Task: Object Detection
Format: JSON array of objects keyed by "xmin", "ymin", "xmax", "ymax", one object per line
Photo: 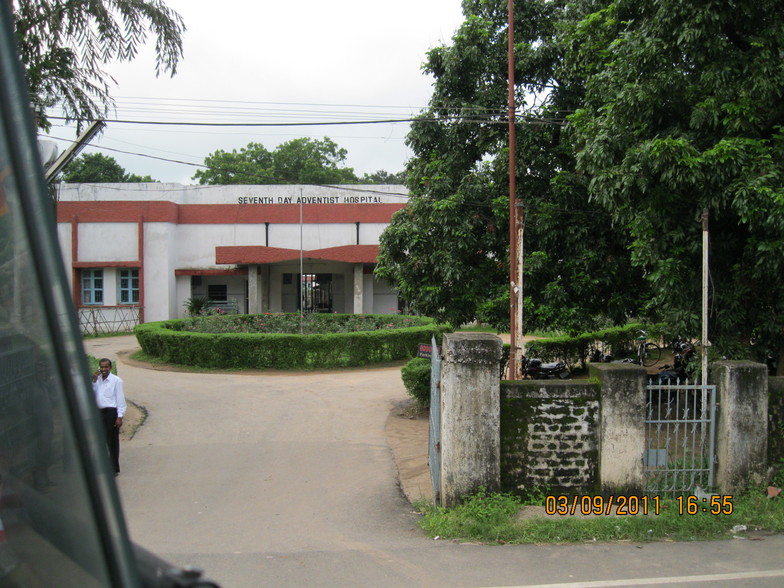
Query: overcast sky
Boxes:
[{"xmin": 46, "ymin": 0, "xmax": 465, "ymax": 184}]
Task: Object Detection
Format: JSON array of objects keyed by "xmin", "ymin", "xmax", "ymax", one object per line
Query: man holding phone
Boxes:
[{"xmin": 92, "ymin": 358, "xmax": 126, "ymax": 476}]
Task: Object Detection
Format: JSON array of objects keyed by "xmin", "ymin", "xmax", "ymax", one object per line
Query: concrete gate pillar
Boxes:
[
  {"xmin": 440, "ymin": 332, "xmax": 502, "ymax": 507},
  {"xmin": 711, "ymin": 361, "xmax": 768, "ymax": 494},
  {"xmin": 590, "ymin": 363, "xmax": 647, "ymax": 495}
]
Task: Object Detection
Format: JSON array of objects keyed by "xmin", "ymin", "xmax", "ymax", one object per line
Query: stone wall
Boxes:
[
  {"xmin": 500, "ymin": 381, "xmax": 599, "ymax": 494},
  {"xmin": 440, "ymin": 346, "xmax": 772, "ymax": 502}
]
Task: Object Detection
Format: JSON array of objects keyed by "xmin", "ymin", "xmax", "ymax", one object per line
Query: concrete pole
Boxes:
[
  {"xmin": 248, "ymin": 264, "xmax": 260, "ymax": 314},
  {"xmin": 440, "ymin": 332, "xmax": 503, "ymax": 507},
  {"xmin": 353, "ymin": 264, "xmax": 363, "ymax": 314}
]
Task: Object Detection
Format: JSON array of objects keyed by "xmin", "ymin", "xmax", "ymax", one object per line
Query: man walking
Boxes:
[{"xmin": 92, "ymin": 358, "xmax": 126, "ymax": 476}]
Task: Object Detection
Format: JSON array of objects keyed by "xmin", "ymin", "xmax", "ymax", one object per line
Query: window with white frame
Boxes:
[
  {"xmin": 118, "ymin": 268, "xmax": 139, "ymax": 304},
  {"xmin": 81, "ymin": 269, "xmax": 103, "ymax": 305}
]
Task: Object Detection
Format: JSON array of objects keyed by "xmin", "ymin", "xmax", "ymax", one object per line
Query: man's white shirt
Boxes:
[{"xmin": 93, "ymin": 372, "xmax": 127, "ymax": 418}]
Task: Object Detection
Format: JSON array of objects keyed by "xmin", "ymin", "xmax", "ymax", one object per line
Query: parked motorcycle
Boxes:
[
  {"xmin": 521, "ymin": 357, "xmax": 571, "ymax": 379},
  {"xmin": 588, "ymin": 347, "xmax": 614, "ymax": 363},
  {"xmin": 649, "ymin": 337, "xmax": 695, "ymax": 384}
]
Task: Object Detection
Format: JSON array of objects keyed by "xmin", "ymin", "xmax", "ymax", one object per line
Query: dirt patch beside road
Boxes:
[
  {"xmin": 120, "ymin": 401, "xmax": 146, "ymax": 442},
  {"xmin": 385, "ymin": 398, "xmax": 432, "ymax": 505}
]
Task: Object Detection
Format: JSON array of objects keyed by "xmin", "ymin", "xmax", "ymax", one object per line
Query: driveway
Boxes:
[{"xmin": 85, "ymin": 335, "xmax": 784, "ymax": 588}]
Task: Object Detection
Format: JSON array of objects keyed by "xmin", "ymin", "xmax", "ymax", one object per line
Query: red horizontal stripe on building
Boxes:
[{"xmin": 174, "ymin": 268, "xmax": 248, "ymax": 276}]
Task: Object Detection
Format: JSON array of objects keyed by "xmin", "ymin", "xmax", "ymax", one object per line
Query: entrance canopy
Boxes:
[{"xmin": 216, "ymin": 244, "xmax": 380, "ymax": 265}]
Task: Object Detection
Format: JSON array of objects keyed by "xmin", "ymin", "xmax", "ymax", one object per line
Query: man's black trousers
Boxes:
[{"xmin": 100, "ymin": 407, "xmax": 120, "ymax": 474}]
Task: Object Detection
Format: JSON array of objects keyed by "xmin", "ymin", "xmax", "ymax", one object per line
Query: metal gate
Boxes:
[
  {"xmin": 428, "ymin": 335, "xmax": 442, "ymax": 509},
  {"xmin": 644, "ymin": 382, "xmax": 717, "ymax": 495}
]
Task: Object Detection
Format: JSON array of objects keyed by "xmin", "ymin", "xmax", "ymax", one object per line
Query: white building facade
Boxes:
[{"xmin": 55, "ymin": 183, "xmax": 408, "ymax": 333}]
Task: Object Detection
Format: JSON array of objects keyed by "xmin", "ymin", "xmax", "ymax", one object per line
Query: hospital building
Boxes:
[{"xmin": 55, "ymin": 183, "xmax": 408, "ymax": 333}]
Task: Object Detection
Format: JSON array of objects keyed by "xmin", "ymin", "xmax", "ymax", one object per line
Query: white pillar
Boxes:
[
  {"xmin": 353, "ymin": 264, "xmax": 363, "ymax": 314},
  {"xmin": 248, "ymin": 264, "xmax": 261, "ymax": 314}
]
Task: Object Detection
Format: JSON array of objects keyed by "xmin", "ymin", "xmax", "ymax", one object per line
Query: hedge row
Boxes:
[
  {"xmin": 524, "ymin": 322, "xmax": 669, "ymax": 368},
  {"xmin": 134, "ymin": 315, "xmax": 445, "ymax": 370}
]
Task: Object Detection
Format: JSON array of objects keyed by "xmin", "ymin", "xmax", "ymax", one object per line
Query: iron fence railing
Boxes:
[{"xmin": 78, "ymin": 306, "xmax": 142, "ymax": 336}]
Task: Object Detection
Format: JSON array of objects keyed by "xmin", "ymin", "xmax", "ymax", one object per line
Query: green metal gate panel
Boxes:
[{"xmin": 644, "ymin": 382, "xmax": 717, "ymax": 495}]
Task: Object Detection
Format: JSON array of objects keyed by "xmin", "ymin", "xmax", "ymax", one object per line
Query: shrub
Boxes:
[
  {"xmin": 524, "ymin": 322, "xmax": 668, "ymax": 368},
  {"xmin": 183, "ymin": 296, "xmax": 209, "ymax": 316},
  {"xmin": 401, "ymin": 357, "xmax": 431, "ymax": 407},
  {"xmin": 134, "ymin": 314, "xmax": 446, "ymax": 370}
]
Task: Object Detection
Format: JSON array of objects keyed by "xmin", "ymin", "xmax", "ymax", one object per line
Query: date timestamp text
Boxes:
[
  {"xmin": 544, "ymin": 494, "xmax": 735, "ymax": 516},
  {"xmin": 545, "ymin": 495, "xmax": 660, "ymax": 516}
]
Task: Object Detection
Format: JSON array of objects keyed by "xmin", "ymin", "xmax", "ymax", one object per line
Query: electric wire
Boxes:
[{"xmin": 47, "ymin": 96, "xmax": 572, "ymax": 205}]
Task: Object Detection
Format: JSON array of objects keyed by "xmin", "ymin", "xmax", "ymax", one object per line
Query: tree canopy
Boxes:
[
  {"xmin": 361, "ymin": 169, "xmax": 406, "ymax": 184},
  {"xmin": 193, "ymin": 137, "xmax": 402, "ymax": 186},
  {"xmin": 377, "ymin": 0, "xmax": 645, "ymax": 333},
  {"xmin": 565, "ymin": 0, "xmax": 784, "ymax": 360},
  {"xmin": 13, "ymin": 0, "xmax": 185, "ymax": 129},
  {"xmin": 378, "ymin": 0, "xmax": 783, "ymax": 363},
  {"xmin": 61, "ymin": 153, "xmax": 156, "ymax": 183}
]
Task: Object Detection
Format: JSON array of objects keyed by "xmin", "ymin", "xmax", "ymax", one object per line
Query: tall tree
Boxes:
[
  {"xmin": 13, "ymin": 0, "xmax": 185, "ymax": 130},
  {"xmin": 377, "ymin": 0, "xmax": 645, "ymax": 332},
  {"xmin": 565, "ymin": 0, "xmax": 784, "ymax": 362},
  {"xmin": 193, "ymin": 137, "xmax": 359, "ymax": 185},
  {"xmin": 192, "ymin": 143, "xmax": 275, "ymax": 185},
  {"xmin": 61, "ymin": 153, "xmax": 156, "ymax": 183},
  {"xmin": 361, "ymin": 170, "xmax": 406, "ymax": 184},
  {"xmin": 271, "ymin": 137, "xmax": 357, "ymax": 185}
]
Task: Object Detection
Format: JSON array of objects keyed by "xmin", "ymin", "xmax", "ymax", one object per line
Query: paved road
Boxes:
[{"xmin": 86, "ymin": 336, "xmax": 784, "ymax": 588}]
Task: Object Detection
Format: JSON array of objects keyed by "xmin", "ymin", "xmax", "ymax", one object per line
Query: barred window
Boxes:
[
  {"xmin": 81, "ymin": 269, "xmax": 103, "ymax": 305},
  {"xmin": 118, "ymin": 268, "xmax": 139, "ymax": 304}
]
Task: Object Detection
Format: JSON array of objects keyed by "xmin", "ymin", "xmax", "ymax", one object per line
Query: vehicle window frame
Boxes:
[{"xmin": 0, "ymin": 3, "xmax": 140, "ymax": 586}]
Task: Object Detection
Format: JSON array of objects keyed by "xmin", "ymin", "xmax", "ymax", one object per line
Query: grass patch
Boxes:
[{"xmin": 418, "ymin": 489, "xmax": 784, "ymax": 544}]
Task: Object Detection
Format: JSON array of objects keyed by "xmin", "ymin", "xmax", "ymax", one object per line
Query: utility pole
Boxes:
[
  {"xmin": 507, "ymin": 0, "xmax": 519, "ymax": 380},
  {"xmin": 702, "ymin": 208, "xmax": 710, "ymax": 384}
]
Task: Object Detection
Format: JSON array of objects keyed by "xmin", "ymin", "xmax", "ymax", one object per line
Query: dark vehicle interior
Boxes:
[{"xmin": 0, "ymin": 3, "xmax": 217, "ymax": 586}]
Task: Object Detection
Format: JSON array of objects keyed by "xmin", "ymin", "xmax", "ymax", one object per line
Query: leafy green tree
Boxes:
[
  {"xmin": 192, "ymin": 143, "xmax": 275, "ymax": 184},
  {"xmin": 361, "ymin": 170, "xmax": 406, "ymax": 184},
  {"xmin": 271, "ymin": 137, "xmax": 357, "ymax": 184},
  {"xmin": 193, "ymin": 137, "xmax": 359, "ymax": 185},
  {"xmin": 61, "ymin": 153, "xmax": 156, "ymax": 183},
  {"xmin": 565, "ymin": 0, "xmax": 784, "ymax": 363},
  {"xmin": 13, "ymin": 0, "xmax": 184, "ymax": 130},
  {"xmin": 377, "ymin": 0, "xmax": 645, "ymax": 333}
]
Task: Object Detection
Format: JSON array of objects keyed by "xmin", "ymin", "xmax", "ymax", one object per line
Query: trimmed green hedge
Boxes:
[
  {"xmin": 134, "ymin": 314, "xmax": 445, "ymax": 370},
  {"xmin": 525, "ymin": 323, "xmax": 669, "ymax": 368}
]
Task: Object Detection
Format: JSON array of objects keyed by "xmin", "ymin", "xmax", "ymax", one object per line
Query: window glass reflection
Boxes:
[{"xmin": 0, "ymin": 124, "xmax": 111, "ymax": 586}]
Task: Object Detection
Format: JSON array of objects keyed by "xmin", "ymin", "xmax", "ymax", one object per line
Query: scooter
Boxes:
[{"xmin": 521, "ymin": 357, "xmax": 571, "ymax": 379}]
